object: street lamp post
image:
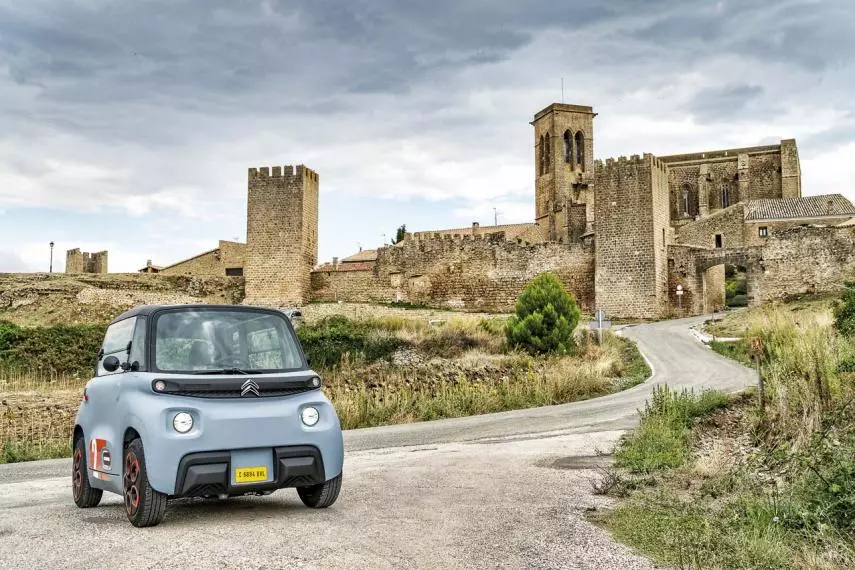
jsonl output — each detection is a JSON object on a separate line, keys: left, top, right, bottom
{"left": 49, "top": 241, "right": 55, "bottom": 274}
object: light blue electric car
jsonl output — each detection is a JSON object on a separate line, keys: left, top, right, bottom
{"left": 72, "top": 304, "right": 344, "bottom": 527}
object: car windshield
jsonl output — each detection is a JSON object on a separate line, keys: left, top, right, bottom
{"left": 153, "top": 309, "right": 304, "bottom": 373}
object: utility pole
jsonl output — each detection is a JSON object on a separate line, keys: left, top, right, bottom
{"left": 493, "top": 207, "right": 501, "bottom": 226}
{"left": 49, "top": 241, "right": 54, "bottom": 273}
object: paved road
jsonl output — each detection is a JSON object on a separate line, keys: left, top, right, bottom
{"left": 0, "top": 315, "right": 754, "bottom": 569}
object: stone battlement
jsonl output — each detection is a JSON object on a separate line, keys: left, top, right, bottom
{"left": 248, "top": 165, "right": 319, "bottom": 182}
{"left": 594, "top": 153, "right": 667, "bottom": 175}
{"left": 409, "top": 232, "right": 506, "bottom": 244}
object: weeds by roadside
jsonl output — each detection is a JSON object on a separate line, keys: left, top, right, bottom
{"left": 598, "top": 298, "right": 855, "bottom": 570}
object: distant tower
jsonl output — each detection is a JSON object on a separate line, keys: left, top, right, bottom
{"left": 244, "top": 165, "right": 319, "bottom": 307}
{"left": 532, "top": 103, "right": 597, "bottom": 243}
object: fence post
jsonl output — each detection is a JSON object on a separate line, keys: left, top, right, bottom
{"left": 751, "top": 338, "right": 765, "bottom": 415}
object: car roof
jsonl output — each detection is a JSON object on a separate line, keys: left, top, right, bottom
{"left": 109, "top": 304, "right": 287, "bottom": 325}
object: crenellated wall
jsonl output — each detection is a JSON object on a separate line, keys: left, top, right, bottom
{"left": 244, "top": 165, "right": 319, "bottom": 307}
{"left": 65, "top": 248, "right": 108, "bottom": 274}
{"left": 594, "top": 154, "right": 670, "bottom": 319}
{"left": 311, "top": 232, "right": 595, "bottom": 312}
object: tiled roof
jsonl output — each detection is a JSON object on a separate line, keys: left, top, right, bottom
{"left": 340, "top": 249, "right": 378, "bottom": 263}
{"left": 744, "top": 194, "right": 855, "bottom": 221}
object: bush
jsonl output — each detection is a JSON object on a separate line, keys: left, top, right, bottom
{"left": 616, "top": 385, "right": 728, "bottom": 473}
{"left": 296, "top": 315, "right": 405, "bottom": 369}
{"left": 505, "top": 273, "right": 580, "bottom": 355}
{"left": 833, "top": 281, "right": 855, "bottom": 337}
{"left": 0, "top": 320, "right": 105, "bottom": 377}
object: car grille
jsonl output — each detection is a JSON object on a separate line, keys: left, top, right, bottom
{"left": 170, "top": 386, "right": 316, "bottom": 399}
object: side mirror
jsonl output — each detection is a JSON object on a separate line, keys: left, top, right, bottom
{"left": 103, "top": 355, "right": 121, "bottom": 373}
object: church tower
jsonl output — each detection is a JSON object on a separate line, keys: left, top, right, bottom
{"left": 532, "top": 103, "right": 596, "bottom": 243}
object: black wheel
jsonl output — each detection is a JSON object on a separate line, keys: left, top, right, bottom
{"left": 297, "top": 473, "right": 342, "bottom": 508}
{"left": 72, "top": 436, "right": 102, "bottom": 508}
{"left": 123, "top": 438, "right": 167, "bottom": 527}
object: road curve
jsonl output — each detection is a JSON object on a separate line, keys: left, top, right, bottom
{"left": 0, "top": 315, "right": 754, "bottom": 569}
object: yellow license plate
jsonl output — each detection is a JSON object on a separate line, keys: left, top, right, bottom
{"left": 235, "top": 466, "right": 268, "bottom": 483}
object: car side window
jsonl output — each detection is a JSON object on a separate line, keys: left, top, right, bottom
{"left": 98, "top": 317, "right": 137, "bottom": 376}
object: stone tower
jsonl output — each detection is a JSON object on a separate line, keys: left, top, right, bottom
{"left": 594, "top": 154, "right": 670, "bottom": 319}
{"left": 244, "top": 164, "right": 319, "bottom": 307}
{"left": 532, "top": 103, "right": 597, "bottom": 243}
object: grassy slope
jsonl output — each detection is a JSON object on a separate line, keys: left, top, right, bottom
{"left": 599, "top": 300, "right": 855, "bottom": 570}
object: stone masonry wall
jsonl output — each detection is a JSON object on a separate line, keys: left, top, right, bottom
{"left": 595, "top": 154, "right": 670, "bottom": 319}
{"left": 757, "top": 226, "right": 855, "bottom": 300}
{"left": 675, "top": 204, "right": 746, "bottom": 249}
{"left": 159, "top": 241, "right": 246, "bottom": 276}
{"left": 244, "top": 165, "right": 319, "bottom": 307}
{"left": 311, "top": 233, "right": 595, "bottom": 313}
{"left": 65, "top": 248, "right": 108, "bottom": 274}
{"left": 664, "top": 146, "right": 784, "bottom": 221}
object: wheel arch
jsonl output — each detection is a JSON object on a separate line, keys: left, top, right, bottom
{"left": 123, "top": 426, "right": 142, "bottom": 449}
{"left": 73, "top": 424, "right": 85, "bottom": 443}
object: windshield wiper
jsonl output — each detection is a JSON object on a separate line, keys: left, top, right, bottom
{"left": 191, "top": 368, "right": 258, "bottom": 375}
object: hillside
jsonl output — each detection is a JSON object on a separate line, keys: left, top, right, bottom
{"left": 0, "top": 273, "right": 244, "bottom": 326}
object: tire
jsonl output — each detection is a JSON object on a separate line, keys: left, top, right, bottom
{"left": 123, "top": 438, "right": 167, "bottom": 527}
{"left": 72, "top": 436, "right": 103, "bottom": 508}
{"left": 297, "top": 473, "right": 342, "bottom": 508}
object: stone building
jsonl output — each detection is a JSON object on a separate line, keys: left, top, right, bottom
{"left": 314, "top": 102, "right": 855, "bottom": 317}
{"left": 65, "top": 248, "right": 108, "bottom": 274}
{"left": 147, "top": 102, "right": 855, "bottom": 318}
{"left": 154, "top": 240, "right": 246, "bottom": 277}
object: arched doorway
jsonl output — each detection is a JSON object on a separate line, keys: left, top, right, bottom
{"left": 725, "top": 264, "right": 748, "bottom": 308}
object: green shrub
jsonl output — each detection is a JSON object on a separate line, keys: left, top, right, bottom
{"left": 616, "top": 385, "right": 728, "bottom": 473}
{"left": 505, "top": 273, "right": 580, "bottom": 355}
{"left": 296, "top": 315, "right": 405, "bottom": 369}
{"left": 833, "top": 281, "right": 855, "bottom": 337}
{"left": 0, "top": 320, "right": 105, "bottom": 377}
{"left": 728, "top": 294, "right": 749, "bottom": 307}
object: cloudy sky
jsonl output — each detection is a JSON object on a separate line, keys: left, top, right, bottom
{"left": 1, "top": 0, "right": 854, "bottom": 272}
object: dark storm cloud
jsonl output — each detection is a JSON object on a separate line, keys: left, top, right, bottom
{"left": 686, "top": 84, "right": 768, "bottom": 122}
{"left": 627, "top": 0, "right": 855, "bottom": 72}
{"left": 0, "top": 0, "right": 854, "bottom": 228}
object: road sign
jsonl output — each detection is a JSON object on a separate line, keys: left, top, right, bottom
{"left": 676, "top": 284, "right": 683, "bottom": 296}
{"left": 588, "top": 309, "right": 610, "bottom": 344}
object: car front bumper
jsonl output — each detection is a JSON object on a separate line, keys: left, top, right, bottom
{"left": 175, "top": 445, "right": 325, "bottom": 497}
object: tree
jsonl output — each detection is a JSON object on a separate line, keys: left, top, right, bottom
{"left": 391, "top": 224, "right": 407, "bottom": 244}
{"left": 505, "top": 273, "right": 581, "bottom": 355}
{"left": 834, "top": 281, "right": 855, "bottom": 337}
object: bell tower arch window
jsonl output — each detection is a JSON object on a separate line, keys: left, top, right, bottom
{"left": 574, "top": 131, "right": 585, "bottom": 171}
{"left": 563, "top": 130, "right": 572, "bottom": 164}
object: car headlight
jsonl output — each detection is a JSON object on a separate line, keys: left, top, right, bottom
{"left": 173, "top": 412, "right": 194, "bottom": 433}
{"left": 309, "top": 376, "right": 321, "bottom": 388}
{"left": 300, "top": 406, "right": 320, "bottom": 427}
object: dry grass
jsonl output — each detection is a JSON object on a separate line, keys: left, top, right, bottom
{"left": 0, "top": 315, "right": 650, "bottom": 463}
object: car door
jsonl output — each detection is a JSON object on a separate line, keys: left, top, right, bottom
{"left": 85, "top": 316, "right": 137, "bottom": 487}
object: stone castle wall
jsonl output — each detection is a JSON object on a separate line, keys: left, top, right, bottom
{"left": 244, "top": 165, "right": 319, "bottom": 307}
{"left": 65, "top": 248, "right": 108, "bottom": 274}
{"left": 675, "top": 204, "right": 747, "bottom": 249}
{"left": 159, "top": 240, "right": 246, "bottom": 276}
{"left": 757, "top": 226, "right": 855, "bottom": 301}
{"left": 594, "top": 154, "right": 670, "bottom": 319}
{"left": 663, "top": 146, "right": 785, "bottom": 220}
{"left": 311, "top": 233, "right": 595, "bottom": 312}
